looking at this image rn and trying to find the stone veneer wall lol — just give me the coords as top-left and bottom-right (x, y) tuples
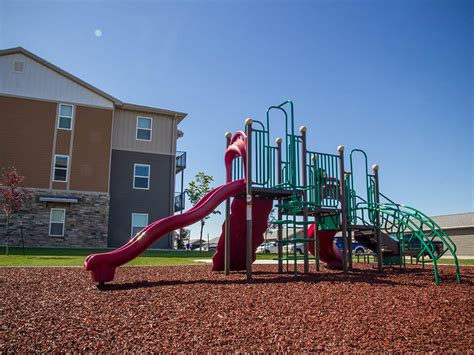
(0, 189), (109, 248)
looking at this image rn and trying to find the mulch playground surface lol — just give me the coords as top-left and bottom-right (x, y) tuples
(1, 264), (472, 352)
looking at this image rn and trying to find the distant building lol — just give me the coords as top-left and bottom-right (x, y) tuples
(428, 212), (473, 257)
(0, 47), (187, 249)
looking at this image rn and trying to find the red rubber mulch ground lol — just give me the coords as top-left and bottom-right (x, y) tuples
(1, 264), (473, 352)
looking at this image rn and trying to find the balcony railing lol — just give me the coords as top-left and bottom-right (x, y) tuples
(176, 151), (186, 173)
(174, 191), (186, 212)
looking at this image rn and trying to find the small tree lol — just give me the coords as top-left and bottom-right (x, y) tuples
(0, 167), (30, 255)
(176, 228), (190, 249)
(185, 172), (221, 251)
(264, 208), (277, 244)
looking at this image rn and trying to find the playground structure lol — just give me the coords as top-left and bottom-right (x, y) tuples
(84, 100), (460, 285)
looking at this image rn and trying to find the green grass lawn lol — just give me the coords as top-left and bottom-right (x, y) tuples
(0, 247), (472, 267)
(0, 247), (216, 267)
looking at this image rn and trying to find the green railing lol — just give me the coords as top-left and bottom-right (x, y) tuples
(230, 103), (301, 191)
(267, 101), (298, 193)
(251, 119), (272, 187)
(353, 202), (442, 283)
(307, 150), (340, 209)
(349, 149), (373, 205)
(377, 194), (460, 283)
(345, 149), (460, 285)
(266, 146), (279, 188)
(351, 198), (460, 284)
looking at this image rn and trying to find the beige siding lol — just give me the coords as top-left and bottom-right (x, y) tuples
(451, 234), (474, 257)
(112, 108), (178, 155)
(69, 106), (113, 193)
(0, 53), (114, 109)
(434, 228), (474, 257)
(0, 96), (56, 188)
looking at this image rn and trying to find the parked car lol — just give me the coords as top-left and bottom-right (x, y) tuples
(283, 243), (305, 255)
(190, 242), (217, 251)
(201, 243), (218, 251)
(334, 236), (371, 255)
(256, 241), (278, 254)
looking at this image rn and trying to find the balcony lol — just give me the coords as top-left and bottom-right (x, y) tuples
(176, 151), (186, 173)
(174, 191), (186, 212)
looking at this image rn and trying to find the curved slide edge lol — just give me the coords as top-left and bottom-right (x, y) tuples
(84, 179), (246, 283)
(212, 196), (273, 271)
(308, 225), (342, 268)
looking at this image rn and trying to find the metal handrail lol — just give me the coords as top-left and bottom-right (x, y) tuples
(352, 200), (460, 284)
(353, 203), (441, 284)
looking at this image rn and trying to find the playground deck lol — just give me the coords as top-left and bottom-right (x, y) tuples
(1, 265), (472, 352)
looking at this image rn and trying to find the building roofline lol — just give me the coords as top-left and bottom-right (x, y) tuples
(0, 47), (121, 104)
(0, 47), (188, 122)
(118, 102), (187, 122)
(429, 211), (474, 219)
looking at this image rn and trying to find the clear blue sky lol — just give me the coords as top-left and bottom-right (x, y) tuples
(1, 0), (472, 240)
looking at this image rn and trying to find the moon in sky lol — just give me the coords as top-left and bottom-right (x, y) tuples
(94, 29), (102, 37)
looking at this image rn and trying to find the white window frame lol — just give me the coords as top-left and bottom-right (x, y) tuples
(49, 208), (66, 237)
(53, 154), (69, 183)
(57, 103), (74, 130)
(131, 213), (149, 237)
(136, 116), (152, 141)
(133, 163), (150, 190)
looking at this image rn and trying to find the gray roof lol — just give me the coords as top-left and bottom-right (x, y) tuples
(429, 212), (474, 229)
(0, 47), (187, 121)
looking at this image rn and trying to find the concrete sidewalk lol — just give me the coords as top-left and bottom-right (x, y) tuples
(194, 259), (289, 265)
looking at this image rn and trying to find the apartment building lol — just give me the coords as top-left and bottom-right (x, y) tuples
(0, 47), (187, 249)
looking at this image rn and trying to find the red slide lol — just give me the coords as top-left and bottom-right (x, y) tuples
(85, 129), (273, 283)
(84, 179), (246, 283)
(307, 225), (342, 268)
(212, 196), (273, 271)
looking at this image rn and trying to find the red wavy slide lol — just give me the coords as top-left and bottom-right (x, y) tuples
(308, 225), (342, 268)
(84, 179), (244, 282)
(84, 178), (273, 283)
(212, 196), (273, 271)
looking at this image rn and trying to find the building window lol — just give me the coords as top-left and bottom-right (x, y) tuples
(53, 155), (69, 182)
(12, 60), (25, 73)
(136, 116), (152, 141)
(133, 164), (150, 189)
(49, 208), (65, 236)
(131, 213), (148, 237)
(58, 104), (74, 130)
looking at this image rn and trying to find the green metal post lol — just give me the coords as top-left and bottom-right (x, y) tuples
(345, 173), (353, 270)
(348, 230), (353, 270)
(300, 126), (309, 274)
(372, 164), (383, 272)
(224, 131), (232, 275)
(338, 145), (348, 273)
(312, 154), (320, 271)
(276, 137), (283, 274)
(245, 119), (253, 280)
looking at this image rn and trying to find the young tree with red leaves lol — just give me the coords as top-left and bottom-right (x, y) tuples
(0, 167), (30, 255)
